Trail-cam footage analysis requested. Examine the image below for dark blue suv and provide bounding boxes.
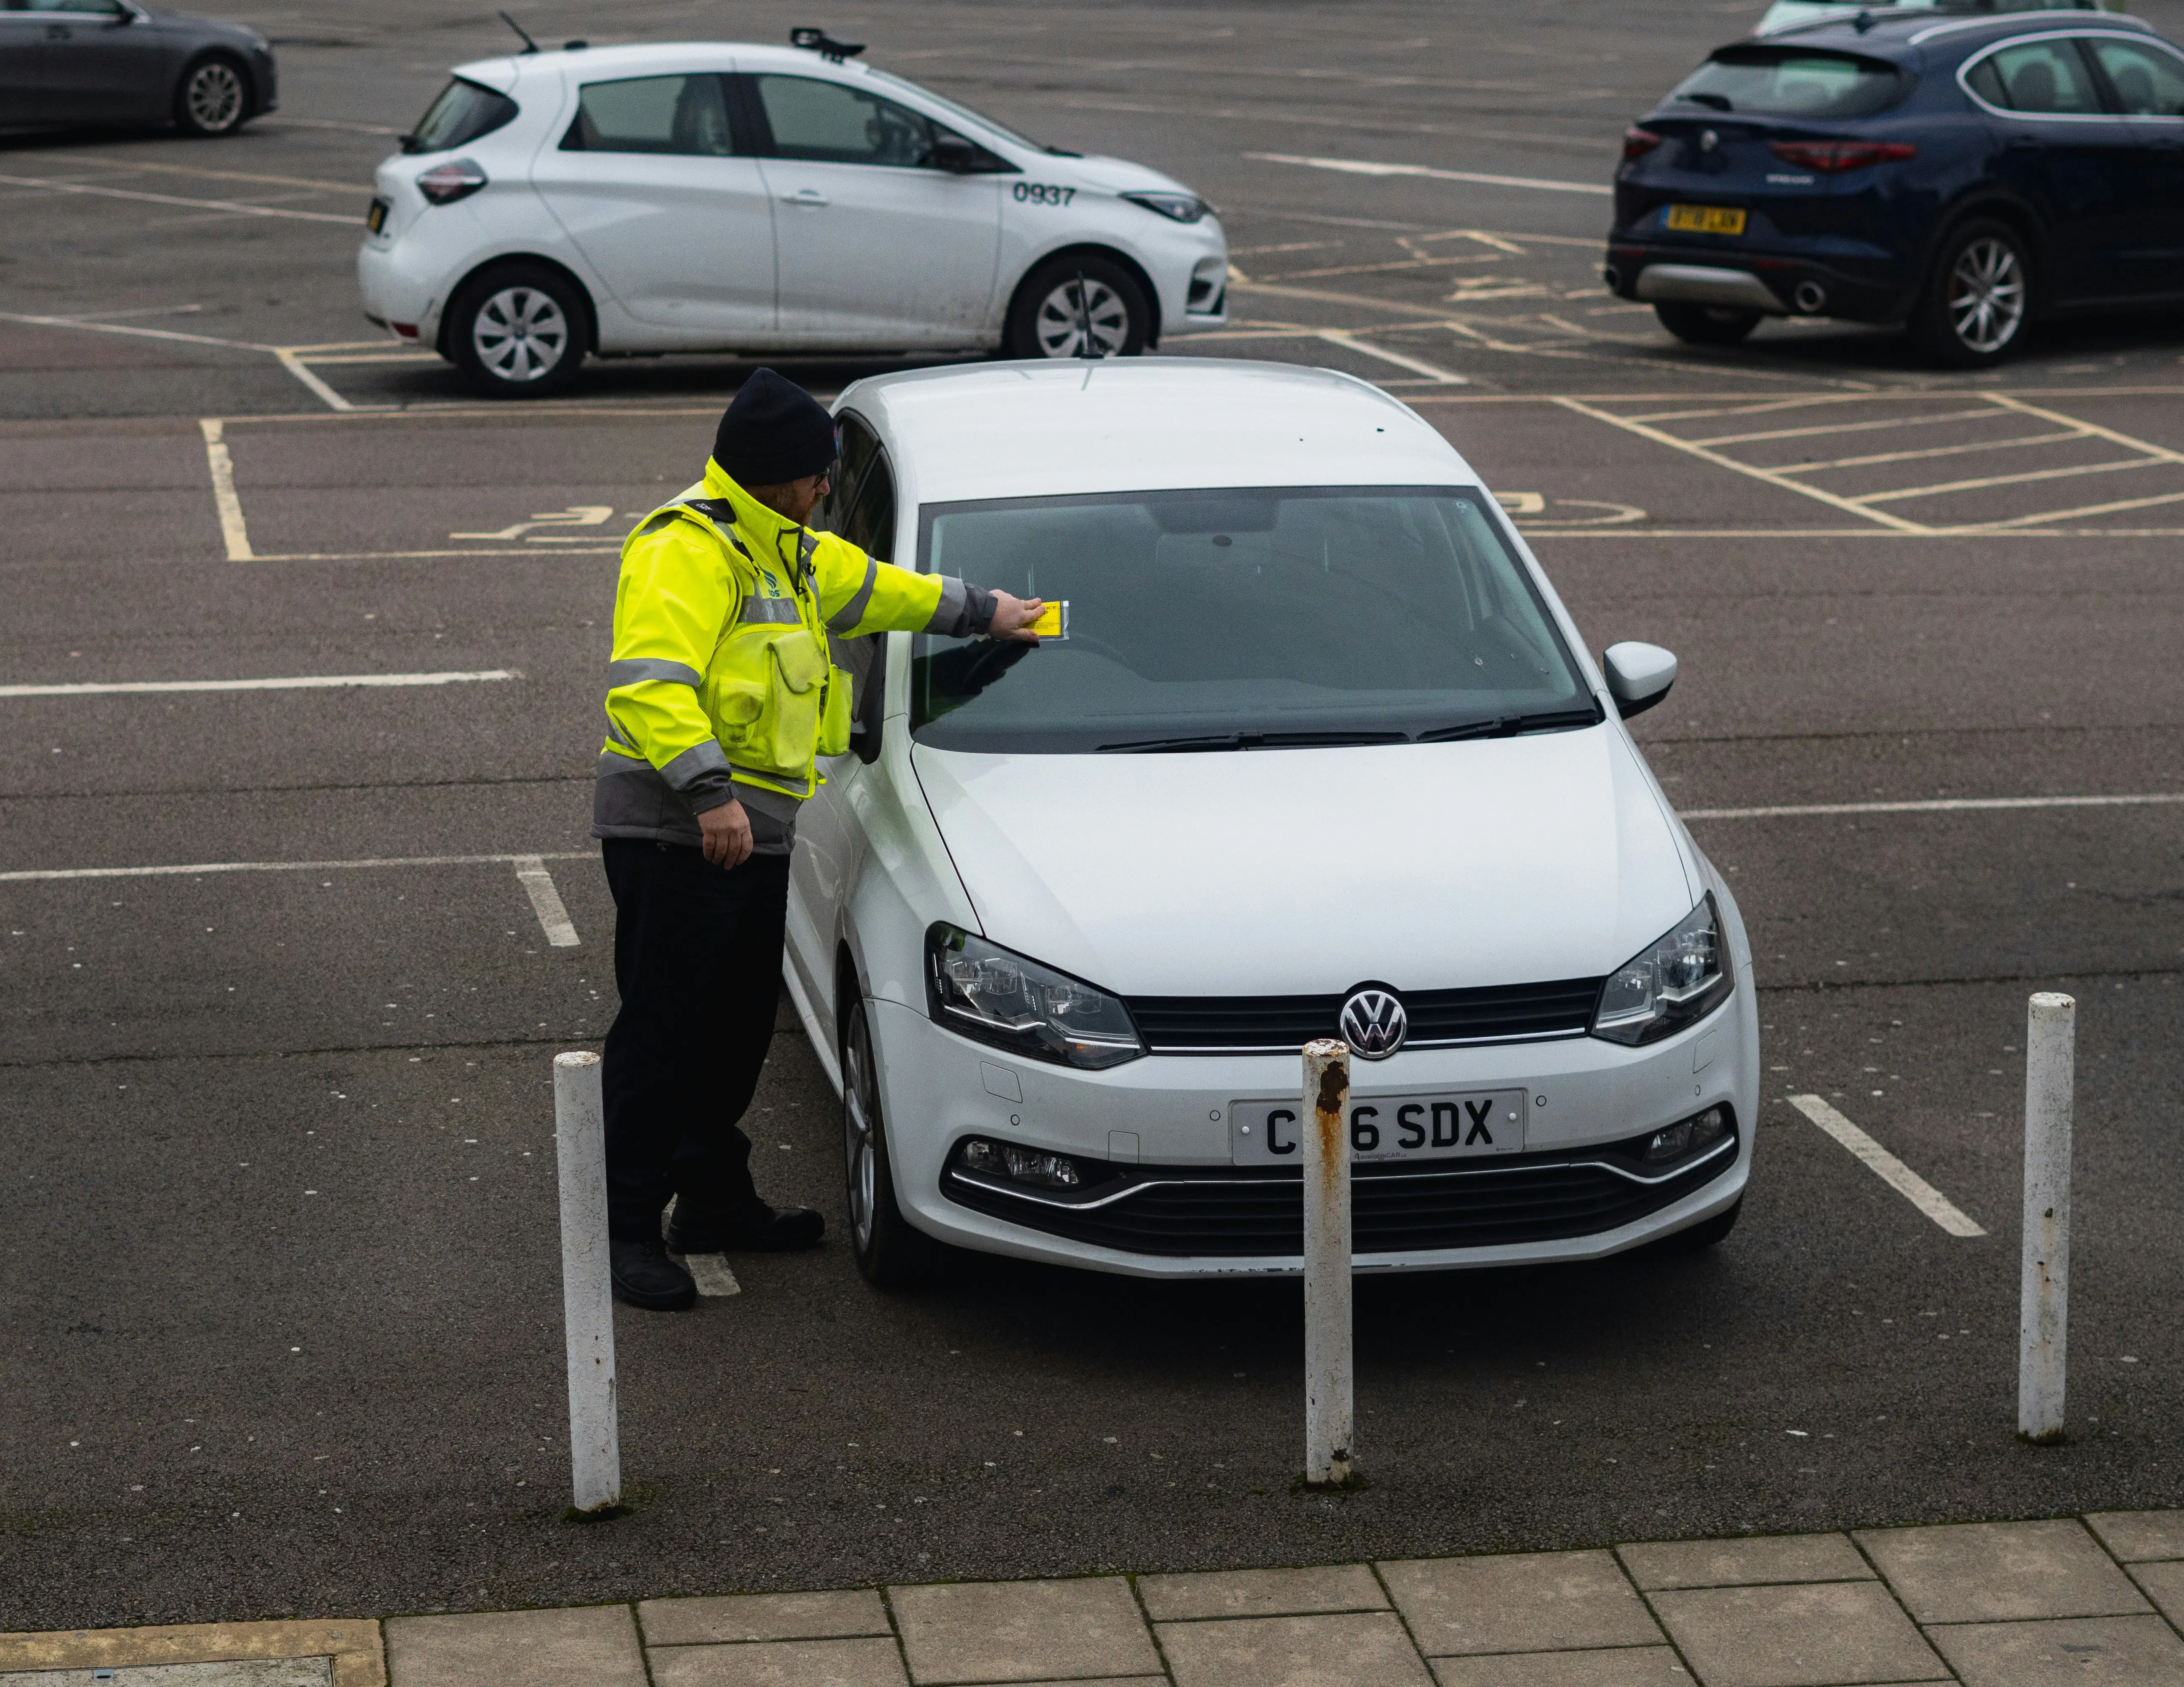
[1605,11,2184,364]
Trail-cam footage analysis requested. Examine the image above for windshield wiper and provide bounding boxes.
[1095,729,1410,753]
[1414,707,1603,743]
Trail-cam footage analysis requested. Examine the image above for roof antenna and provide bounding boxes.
[789,26,866,62]
[498,9,539,52]
[1852,8,1874,30]
[1072,271,1104,360]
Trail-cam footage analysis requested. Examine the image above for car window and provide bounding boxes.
[834,449,898,761]
[563,74,737,156]
[15,0,127,12]
[840,449,896,560]
[910,487,1594,754]
[1978,40,2103,114]
[753,74,942,167]
[2087,37,2184,116]
[819,415,882,533]
[1669,49,1909,118]
[405,78,519,155]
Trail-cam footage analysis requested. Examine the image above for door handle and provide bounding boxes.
[780,189,829,208]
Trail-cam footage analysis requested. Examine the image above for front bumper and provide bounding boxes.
[1605,242,1912,325]
[866,985,1756,1278]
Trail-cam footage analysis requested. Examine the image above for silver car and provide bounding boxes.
[0,0,277,137]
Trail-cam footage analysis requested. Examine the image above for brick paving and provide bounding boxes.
[9,1511,2184,1686]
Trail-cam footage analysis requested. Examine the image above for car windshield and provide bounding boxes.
[865,68,1056,152]
[909,486,1597,755]
[405,77,519,154]
[1670,49,1908,116]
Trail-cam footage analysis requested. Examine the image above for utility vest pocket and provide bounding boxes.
[717,623,826,775]
[817,665,854,758]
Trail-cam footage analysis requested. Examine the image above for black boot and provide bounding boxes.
[668,1199,826,1253]
[610,1237,696,1310]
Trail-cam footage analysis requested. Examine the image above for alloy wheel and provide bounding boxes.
[1031,277,1128,358]
[843,1008,878,1252]
[1946,237,2025,356]
[471,286,569,383]
[185,62,244,132]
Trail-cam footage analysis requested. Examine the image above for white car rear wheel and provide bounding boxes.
[446,265,588,398]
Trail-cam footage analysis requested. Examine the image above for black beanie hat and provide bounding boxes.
[712,368,838,487]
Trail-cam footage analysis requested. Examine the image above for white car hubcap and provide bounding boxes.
[187,63,243,131]
[1947,238,2025,355]
[472,286,568,383]
[1033,277,1128,357]
[843,1013,878,1250]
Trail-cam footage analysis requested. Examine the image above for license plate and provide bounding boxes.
[1665,203,1746,236]
[366,197,389,234]
[1229,1089,1528,1166]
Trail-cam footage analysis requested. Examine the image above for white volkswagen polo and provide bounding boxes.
[787,359,1759,1284]
[357,31,1227,396]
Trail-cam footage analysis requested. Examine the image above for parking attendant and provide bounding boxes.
[794,360,1759,1285]
[358,30,1229,394]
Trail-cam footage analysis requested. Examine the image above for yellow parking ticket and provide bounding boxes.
[1028,600,1069,639]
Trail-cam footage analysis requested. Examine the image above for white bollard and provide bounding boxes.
[1302,1038,1356,1488]
[2019,993,2076,1445]
[555,1051,622,1512]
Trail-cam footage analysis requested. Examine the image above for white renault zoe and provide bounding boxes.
[357,32,1228,396]
[786,359,1760,1285]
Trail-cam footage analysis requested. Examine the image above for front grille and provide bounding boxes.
[943,1122,1737,1259]
[1127,977,1605,1054]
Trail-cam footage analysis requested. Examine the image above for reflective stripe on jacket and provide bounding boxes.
[592,457,988,848]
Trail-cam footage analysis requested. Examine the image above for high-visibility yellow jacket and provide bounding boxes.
[592,458,992,850]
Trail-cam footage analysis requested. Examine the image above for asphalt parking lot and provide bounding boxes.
[4,0,2183,1636]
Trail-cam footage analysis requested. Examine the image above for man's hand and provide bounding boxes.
[699,798,753,869]
[987,590,1048,644]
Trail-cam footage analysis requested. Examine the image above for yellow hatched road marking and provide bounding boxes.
[1854,454,2166,506]
[1782,428,2086,474]
[1689,404,2013,448]
[1981,390,2184,466]
[1551,396,1933,533]
[1620,393,1878,425]
[1952,485,2184,531]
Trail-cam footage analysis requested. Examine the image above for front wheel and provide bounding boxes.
[1004,254,1152,359]
[174,55,250,137]
[1911,219,2030,368]
[1654,302,1761,347]
[446,264,588,398]
[842,998,940,1288]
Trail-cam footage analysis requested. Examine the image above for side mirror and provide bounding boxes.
[931,134,982,173]
[1602,641,1677,720]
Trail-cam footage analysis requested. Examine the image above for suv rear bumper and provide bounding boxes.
[1605,242,1912,324]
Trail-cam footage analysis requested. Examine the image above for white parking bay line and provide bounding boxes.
[1246,152,1613,197]
[1314,329,1468,385]
[0,671,516,698]
[0,851,587,884]
[672,1253,743,1298]
[513,856,580,948]
[0,173,361,225]
[1681,792,2184,820]
[1787,1095,1986,1238]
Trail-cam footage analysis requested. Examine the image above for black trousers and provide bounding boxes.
[600,839,791,1242]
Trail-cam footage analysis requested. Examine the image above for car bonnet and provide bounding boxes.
[908,727,1698,1002]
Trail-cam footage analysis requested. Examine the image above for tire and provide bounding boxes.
[1910,218,2031,368]
[1659,1197,1741,1256]
[174,54,250,137]
[445,264,588,398]
[1004,253,1152,359]
[842,997,940,1288]
[1654,302,1762,347]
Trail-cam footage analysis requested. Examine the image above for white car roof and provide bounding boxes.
[453,41,901,87]
[843,361,1479,505]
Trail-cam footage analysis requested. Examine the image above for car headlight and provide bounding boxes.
[925,925,1145,1070]
[1121,191,1213,224]
[1591,893,1733,1046]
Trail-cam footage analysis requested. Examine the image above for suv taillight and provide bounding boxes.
[1622,128,1664,162]
[416,159,488,204]
[1767,140,1915,173]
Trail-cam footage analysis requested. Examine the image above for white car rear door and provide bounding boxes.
[742,71,1003,348]
[529,67,776,338]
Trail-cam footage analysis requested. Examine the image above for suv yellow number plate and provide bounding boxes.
[1666,204,1747,236]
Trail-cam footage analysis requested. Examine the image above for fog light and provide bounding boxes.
[1644,1104,1729,1164]
[957,1137,1083,1190]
